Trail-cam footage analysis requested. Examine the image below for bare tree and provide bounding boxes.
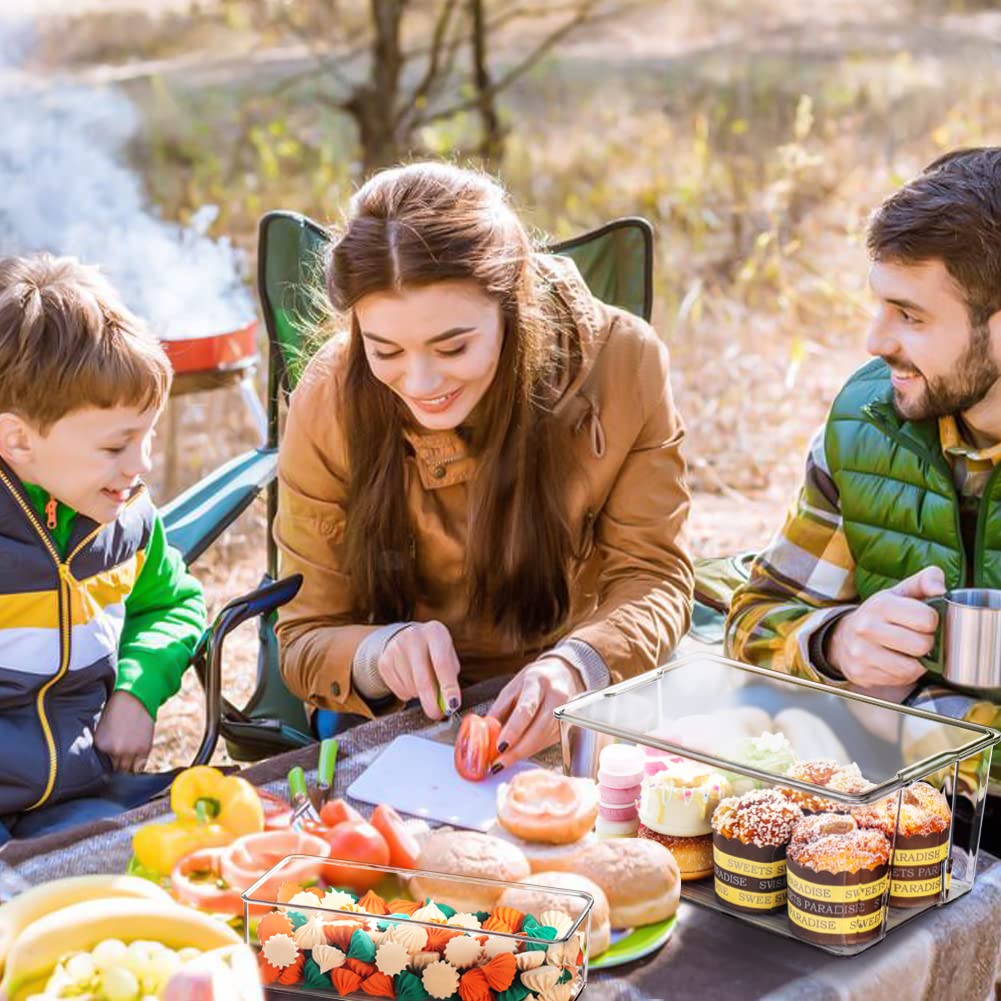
[241,0,652,175]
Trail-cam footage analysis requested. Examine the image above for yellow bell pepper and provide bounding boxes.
[170,766,265,837]
[132,818,231,876]
[131,767,265,877]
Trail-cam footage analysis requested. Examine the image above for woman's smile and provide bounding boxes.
[408,387,463,415]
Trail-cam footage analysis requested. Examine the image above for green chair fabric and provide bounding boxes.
[162,447,277,565]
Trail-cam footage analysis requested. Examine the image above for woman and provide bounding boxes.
[275,162,693,769]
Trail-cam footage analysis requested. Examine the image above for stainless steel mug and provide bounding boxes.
[922,589,1001,689]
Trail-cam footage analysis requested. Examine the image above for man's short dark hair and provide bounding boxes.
[867,147,1001,325]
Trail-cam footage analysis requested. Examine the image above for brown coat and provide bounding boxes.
[274,257,693,717]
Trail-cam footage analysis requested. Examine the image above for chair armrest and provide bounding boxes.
[190,574,303,766]
[162,447,278,565]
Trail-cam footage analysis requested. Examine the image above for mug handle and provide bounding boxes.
[919,595,947,674]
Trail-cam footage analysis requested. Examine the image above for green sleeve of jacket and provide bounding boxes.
[114,514,207,720]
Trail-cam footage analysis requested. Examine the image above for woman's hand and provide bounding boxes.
[488,657,585,771]
[378,620,462,720]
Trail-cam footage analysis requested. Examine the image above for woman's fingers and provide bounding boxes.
[392,629,441,718]
[498,706,559,767]
[426,622,462,714]
[495,674,543,767]
[378,645,414,702]
[488,676,520,726]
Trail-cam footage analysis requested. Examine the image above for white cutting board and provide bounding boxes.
[347,734,537,831]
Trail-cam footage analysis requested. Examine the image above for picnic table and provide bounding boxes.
[2,678,1000,1001]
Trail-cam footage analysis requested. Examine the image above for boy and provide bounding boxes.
[0,253,205,842]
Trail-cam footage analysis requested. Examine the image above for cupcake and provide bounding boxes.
[786,813,891,948]
[711,789,803,913]
[637,757,730,880]
[852,782,952,908]
[724,732,799,796]
[780,759,874,814]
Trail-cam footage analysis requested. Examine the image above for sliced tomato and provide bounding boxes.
[320,797,364,829]
[321,820,390,893]
[170,847,244,917]
[371,804,420,870]
[455,712,501,782]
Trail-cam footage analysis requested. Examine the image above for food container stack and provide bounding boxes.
[554,652,1000,956]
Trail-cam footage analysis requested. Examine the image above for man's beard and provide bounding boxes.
[891,322,1000,421]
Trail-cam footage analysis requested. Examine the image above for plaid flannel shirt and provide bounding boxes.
[725,415,1001,681]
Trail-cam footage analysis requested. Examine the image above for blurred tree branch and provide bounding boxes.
[230,0,653,174]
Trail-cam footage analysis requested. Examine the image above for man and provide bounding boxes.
[726,147,1001,851]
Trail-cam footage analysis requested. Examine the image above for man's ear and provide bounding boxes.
[0,413,34,466]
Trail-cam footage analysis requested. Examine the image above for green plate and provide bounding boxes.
[589,915,677,970]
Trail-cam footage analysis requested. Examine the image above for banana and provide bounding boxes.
[0,874,171,979]
[0,896,240,1001]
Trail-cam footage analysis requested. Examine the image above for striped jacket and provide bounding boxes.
[0,459,157,813]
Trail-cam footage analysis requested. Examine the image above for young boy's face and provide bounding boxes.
[15,405,159,524]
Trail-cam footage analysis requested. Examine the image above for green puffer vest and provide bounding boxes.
[825,358,1001,597]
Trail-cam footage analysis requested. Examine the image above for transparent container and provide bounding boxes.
[242,855,594,998]
[553,652,1001,956]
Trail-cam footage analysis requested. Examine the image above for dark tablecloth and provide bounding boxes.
[2,678,1000,1001]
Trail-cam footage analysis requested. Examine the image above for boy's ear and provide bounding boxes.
[0,413,34,466]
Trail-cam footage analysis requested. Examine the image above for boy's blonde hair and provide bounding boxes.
[0,254,171,431]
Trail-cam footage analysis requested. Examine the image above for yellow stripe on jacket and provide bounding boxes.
[0,552,145,629]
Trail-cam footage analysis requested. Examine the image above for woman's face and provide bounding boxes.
[355,279,504,430]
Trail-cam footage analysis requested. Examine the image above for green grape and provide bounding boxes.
[91,939,129,971]
[100,965,140,1001]
[145,948,181,989]
[176,947,201,964]
[63,952,96,984]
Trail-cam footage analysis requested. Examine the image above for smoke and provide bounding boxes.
[0,10,255,341]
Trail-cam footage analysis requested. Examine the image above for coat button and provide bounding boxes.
[432,465,447,479]
[330,682,341,697]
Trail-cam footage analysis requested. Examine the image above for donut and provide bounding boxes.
[495,770,598,845]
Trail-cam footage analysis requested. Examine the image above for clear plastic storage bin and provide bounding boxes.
[554,652,1001,956]
[242,855,594,998]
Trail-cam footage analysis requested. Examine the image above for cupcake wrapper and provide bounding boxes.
[888,829,950,908]
[712,833,788,914]
[786,859,889,947]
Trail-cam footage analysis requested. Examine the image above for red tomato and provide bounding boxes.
[320,797,364,829]
[322,821,390,892]
[371,804,420,870]
[454,713,501,782]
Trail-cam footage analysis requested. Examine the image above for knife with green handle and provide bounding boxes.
[316,738,339,808]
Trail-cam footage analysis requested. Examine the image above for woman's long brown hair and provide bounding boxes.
[328,162,577,643]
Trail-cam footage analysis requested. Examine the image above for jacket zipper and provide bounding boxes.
[972,463,1001,588]
[860,403,968,586]
[0,471,143,810]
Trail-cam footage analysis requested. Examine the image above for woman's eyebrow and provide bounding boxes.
[362,325,475,346]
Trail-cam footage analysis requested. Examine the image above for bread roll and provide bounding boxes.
[541,838,681,927]
[410,831,530,913]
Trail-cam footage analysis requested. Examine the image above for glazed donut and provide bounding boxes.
[495,770,599,845]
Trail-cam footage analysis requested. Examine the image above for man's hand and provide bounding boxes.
[378,620,462,721]
[826,566,945,689]
[95,690,155,772]
[488,657,586,771]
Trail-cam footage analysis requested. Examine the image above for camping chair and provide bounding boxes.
[168,209,736,763]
